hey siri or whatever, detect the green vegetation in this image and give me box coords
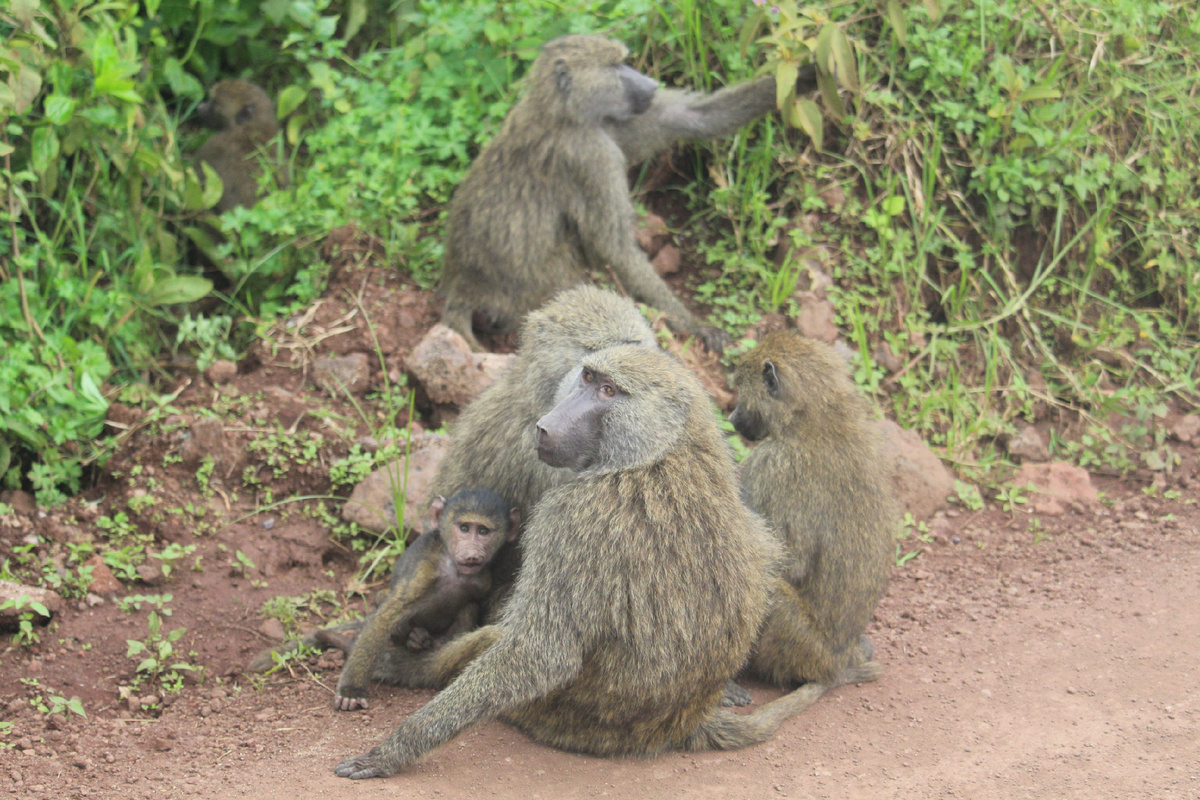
[1,0,1196,506]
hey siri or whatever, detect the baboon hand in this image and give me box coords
[334,751,391,780]
[406,626,434,652]
[333,689,369,712]
[696,325,733,354]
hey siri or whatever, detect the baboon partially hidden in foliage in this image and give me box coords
[730,331,893,695]
[440,34,811,353]
[193,79,283,213]
[331,489,519,712]
[333,346,870,781]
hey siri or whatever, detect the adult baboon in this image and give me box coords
[332,489,519,712]
[730,331,893,691]
[245,286,654,676]
[333,346,869,780]
[427,284,657,619]
[440,34,812,353]
[193,79,282,213]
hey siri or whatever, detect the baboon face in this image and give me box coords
[732,331,847,438]
[540,35,658,125]
[197,80,272,132]
[433,491,519,576]
[536,366,620,471]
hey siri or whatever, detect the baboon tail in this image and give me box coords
[684,660,885,752]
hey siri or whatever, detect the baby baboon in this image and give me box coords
[333,346,860,780]
[332,489,519,712]
[244,286,654,677]
[193,79,281,213]
[730,331,893,691]
[440,34,803,353]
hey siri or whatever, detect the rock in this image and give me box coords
[204,359,238,385]
[878,420,956,520]
[180,416,226,469]
[635,212,671,257]
[258,618,286,641]
[312,352,371,396]
[1005,425,1050,463]
[651,243,681,276]
[407,325,514,406]
[1171,414,1200,444]
[792,291,838,343]
[135,563,166,587]
[818,183,847,209]
[1012,462,1098,516]
[0,581,63,628]
[343,433,452,534]
[84,556,122,595]
[0,490,36,515]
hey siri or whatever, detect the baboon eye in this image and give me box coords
[763,361,780,397]
[600,383,616,398]
[582,369,594,383]
[459,522,470,533]
[478,527,490,536]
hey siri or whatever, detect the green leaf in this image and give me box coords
[790,98,824,151]
[1017,84,1061,103]
[277,85,307,119]
[816,70,845,119]
[343,0,368,42]
[827,25,858,91]
[43,94,76,125]
[30,126,60,175]
[144,276,214,307]
[9,64,43,115]
[776,61,799,110]
[886,0,908,46]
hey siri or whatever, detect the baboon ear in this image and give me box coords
[235,103,256,125]
[554,59,571,94]
[763,361,780,397]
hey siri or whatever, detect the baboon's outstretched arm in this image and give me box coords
[333,628,584,779]
[610,76,775,164]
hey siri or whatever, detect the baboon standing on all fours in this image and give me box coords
[193,79,282,213]
[440,34,812,353]
[730,331,894,692]
[334,346,867,781]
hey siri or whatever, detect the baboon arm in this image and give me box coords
[574,171,697,330]
[609,75,777,165]
[336,629,584,777]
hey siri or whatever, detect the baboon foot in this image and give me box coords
[334,752,389,780]
[857,634,874,662]
[721,680,753,707]
[406,627,433,652]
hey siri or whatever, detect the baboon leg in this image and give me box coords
[748,582,847,686]
[244,619,365,673]
[440,301,485,351]
[369,624,501,690]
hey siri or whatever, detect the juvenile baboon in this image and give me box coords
[333,346,869,780]
[245,286,654,677]
[440,35,811,353]
[332,489,519,712]
[193,79,282,213]
[730,331,893,691]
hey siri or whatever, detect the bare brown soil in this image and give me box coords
[2,253,1197,800]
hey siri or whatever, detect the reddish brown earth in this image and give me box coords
[2,254,1197,800]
